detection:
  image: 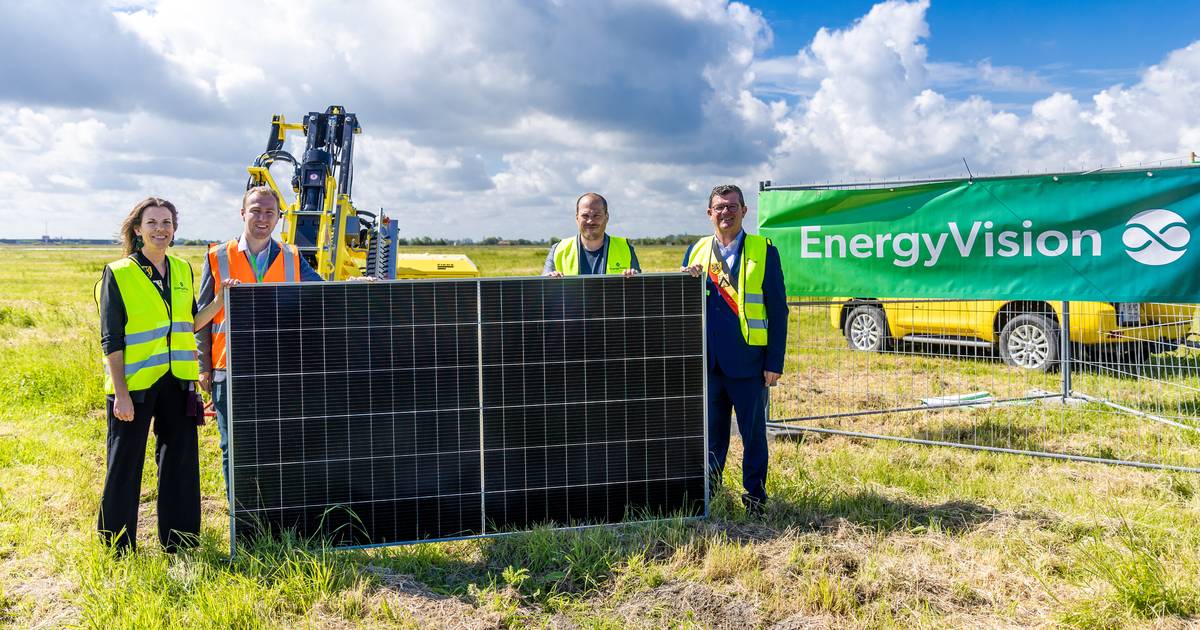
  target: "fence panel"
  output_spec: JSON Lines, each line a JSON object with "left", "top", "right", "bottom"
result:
{"left": 769, "top": 298, "right": 1200, "bottom": 471}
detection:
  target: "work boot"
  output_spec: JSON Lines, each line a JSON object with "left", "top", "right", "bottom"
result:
{"left": 743, "top": 495, "right": 767, "bottom": 518}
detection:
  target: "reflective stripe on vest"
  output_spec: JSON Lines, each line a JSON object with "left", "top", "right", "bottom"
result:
{"left": 553, "top": 235, "right": 632, "bottom": 275}
{"left": 122, "top": 321, "right": 193, "bottom": 345}
{"left": 687, "top": 234, "right": 770, "bottom": 346}
{"left": 122, "top": 351, "right": 170, "bottom": 376}
{"left": 214, "top": 243, "right": 231, "bottom": 284}
{"left": 281, "top": 244, "right": 297, "bottom": 282}
{"left": 100, "top": 255, "right": 200, "bottom": 393}
{"left": 207, "top": 239, "right": 302, "bottom": 370}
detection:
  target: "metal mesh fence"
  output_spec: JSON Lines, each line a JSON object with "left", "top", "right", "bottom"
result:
{"left": 768, "top": 298, "right": 1200, "bottom": 471}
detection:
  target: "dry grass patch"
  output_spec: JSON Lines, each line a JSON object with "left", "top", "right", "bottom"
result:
{"left": 613, "top": 581, "right": 764, "bottom": 629}
{"left": 701, "top": 538, "right": 764, "bottom": 583}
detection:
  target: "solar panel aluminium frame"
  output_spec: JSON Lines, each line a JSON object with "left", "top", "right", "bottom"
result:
{"left": 224, "top": 273, "right": 709, "bottom": 556}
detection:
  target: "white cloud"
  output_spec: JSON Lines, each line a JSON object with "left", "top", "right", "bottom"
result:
{"left": 924, "top": 60, "right": 1052, "bottom": 94}
{"left": 0, "top": 0, "right": 1198, "bottom": 240}
{"left": 1086, "top": 43, "right": 1200, "bottom": 162}
{"left": 767, "top": 1, "right": 1200, "bottom": 184}
{"left": 2, "top": 0, "right": 782, "bottom": 239}
{"left": 975, "top": 60, "right": 1052, "bottom": 93}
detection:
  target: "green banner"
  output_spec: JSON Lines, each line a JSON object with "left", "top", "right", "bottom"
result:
{"left": 758, "top": 166, "right": 1200, "bottom": 302}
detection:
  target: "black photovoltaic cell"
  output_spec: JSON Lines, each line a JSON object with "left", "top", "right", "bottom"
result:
{"left": 226, "top": 274, "right": 705, "bottom": 551}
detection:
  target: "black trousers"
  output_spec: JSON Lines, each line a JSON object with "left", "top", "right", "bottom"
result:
{"left": 97, "top": 375, "right": 200, "bottom": 552}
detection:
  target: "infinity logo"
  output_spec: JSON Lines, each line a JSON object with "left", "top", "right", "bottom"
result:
{"left": 1123, "top": 209, "right": 1189, "bottom": 266}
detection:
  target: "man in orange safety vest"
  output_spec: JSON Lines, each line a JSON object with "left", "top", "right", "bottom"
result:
{"left": 195, "top": 186, "right": 324, "bottom": 498}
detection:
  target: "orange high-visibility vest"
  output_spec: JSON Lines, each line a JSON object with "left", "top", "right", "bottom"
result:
{"left": 207, "top": 239, "right": 300, "bottom": 369}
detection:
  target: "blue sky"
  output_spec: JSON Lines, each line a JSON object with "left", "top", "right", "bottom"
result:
{"left": 746, "top": 0, "right": 1200, "bottom": 113}
{"left": 756, "top": 0, "right": 1199, "bottom": 82}
{"left": 0, "top": 0, "right": 1198, "bottom": 240}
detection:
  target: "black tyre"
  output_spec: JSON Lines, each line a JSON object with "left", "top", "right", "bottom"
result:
{"left": 998, "top": 313, "right": 1060, "bottom": 371}
{"left": 844, "top": 305, "right": 890, "bottom": 352}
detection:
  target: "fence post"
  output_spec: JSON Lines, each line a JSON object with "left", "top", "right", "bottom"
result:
{"left": 1061, "top": 300, "right": 1072, "bottom": 401}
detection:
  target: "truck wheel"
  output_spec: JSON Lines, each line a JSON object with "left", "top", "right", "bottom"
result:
{"left": 844, "top": 305, "right": 890, "bottom": 352}
{"left": 999, "top": 314, "right": 1060, "bottom": 371}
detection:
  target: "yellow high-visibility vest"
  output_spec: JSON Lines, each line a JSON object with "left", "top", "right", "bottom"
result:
{"left": 554, "top": 236, "right": 632, "bottom": 275}
{"left": 688, "top": 234, "right": 770, "bottom": 346}
{"left": 97, "top": 255, "right": 199, "bottom": 393}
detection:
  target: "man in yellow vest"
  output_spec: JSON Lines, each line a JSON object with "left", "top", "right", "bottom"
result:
{"left": 543, "top": 192, "right": 641, "bottom": 276}
{"left": 682, "top": 184, "right": 787, "bottom": 516}
{"left": 195, "top": 186, "right": 324, "bottom": 497}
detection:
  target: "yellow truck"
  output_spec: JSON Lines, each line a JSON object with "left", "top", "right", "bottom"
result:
{"left": 831, "top": 299, "right": 1190, "bottom": 371}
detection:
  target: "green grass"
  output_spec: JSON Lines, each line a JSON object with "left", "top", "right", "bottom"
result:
{"left": 2, "top": 244, "right": 1200, "bottom": 628}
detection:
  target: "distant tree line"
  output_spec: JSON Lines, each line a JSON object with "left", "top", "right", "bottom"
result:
{"left": 624, "top": 234, "right": 705, "bottom": 246}
{"left": 3, "top": 235, "right": 706, "bottom": 247}
{"left": 396, "top": 234, "right": 704, "bottom": 246}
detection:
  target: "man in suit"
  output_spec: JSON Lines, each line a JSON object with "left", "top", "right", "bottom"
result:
{"left": 682, "top": 184, "right": 787, "bottom": 516}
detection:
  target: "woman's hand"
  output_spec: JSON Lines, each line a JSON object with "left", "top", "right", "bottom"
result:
{"left": 113, "top": 391, "right": 135, "bottom": 422}
{"left": 193, "top": 278, "right": 242, "bottom": 329}
{"left": 104, "top": 350, "right": 134, "bottom": 421}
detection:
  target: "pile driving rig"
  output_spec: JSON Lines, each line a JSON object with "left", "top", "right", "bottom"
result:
{"left": 246, "top": 105, "right": 477, "bottom": 280}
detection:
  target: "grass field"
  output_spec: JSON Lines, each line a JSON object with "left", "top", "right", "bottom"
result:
{"left": 2, "top": 244, "right": 1200, "bottom": 628}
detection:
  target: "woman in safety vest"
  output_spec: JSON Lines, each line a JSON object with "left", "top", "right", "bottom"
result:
{"left": 96, "top": 197, "right": 222, "bottom": 553}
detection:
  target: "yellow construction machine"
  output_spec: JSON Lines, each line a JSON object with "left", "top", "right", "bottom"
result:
{"left": 246, "top": 105, "right": 478, "bottom": 280}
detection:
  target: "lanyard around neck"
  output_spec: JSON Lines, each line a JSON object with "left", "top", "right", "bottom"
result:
{"left": 246, "top": 242, "right": 270, "bottom": 282}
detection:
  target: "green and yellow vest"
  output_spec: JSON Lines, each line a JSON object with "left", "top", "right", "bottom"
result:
{"left": 553, "top": 236, "right": 632, "bottom": 275}
{"left": 687, "top": 234, "right": 770, "bottom": 346}
{"left": 97, "top": 255, "right": 199, "bottom": 393}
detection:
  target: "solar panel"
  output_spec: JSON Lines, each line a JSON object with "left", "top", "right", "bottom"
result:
{"left": 225, "top": 274, "right": 706, "bottom": 552}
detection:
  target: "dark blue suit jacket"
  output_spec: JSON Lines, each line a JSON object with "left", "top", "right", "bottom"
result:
{"left": 683, "top": 236, "right": 788, "bottom": 379}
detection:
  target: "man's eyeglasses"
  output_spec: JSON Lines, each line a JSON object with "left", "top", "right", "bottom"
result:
{"left": 710, "top": 204, "right": 741, "bottom": 213}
